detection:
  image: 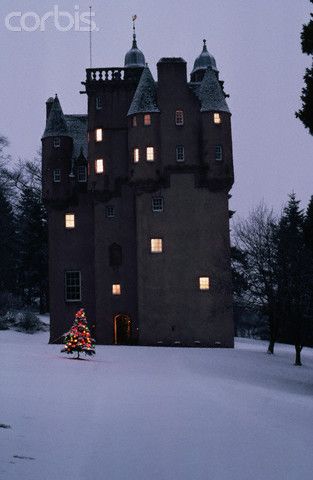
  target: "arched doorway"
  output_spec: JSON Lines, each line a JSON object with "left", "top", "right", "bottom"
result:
{"left": 113, "top": 314, "right": 131, "bottom": 345}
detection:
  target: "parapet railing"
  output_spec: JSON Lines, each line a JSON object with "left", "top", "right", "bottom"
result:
{"left": 86, "top": 68, "right": 125, "bottom": 82}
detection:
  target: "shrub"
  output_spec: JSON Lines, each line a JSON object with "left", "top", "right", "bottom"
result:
{"left": 15, "top": 311, "right": 47, "bottom": 334}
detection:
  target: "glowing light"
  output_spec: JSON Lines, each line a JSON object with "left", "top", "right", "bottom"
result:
{"left": 95, "top": 159, "right": 104, "bottom": 174}
{"left": 144, "top": 114, "right": 151, "bottom": 126}
{"left": 95, "top": 128, "right": 103, "bottom": 142}
{"left": 146, "top": 147, "right": 154, "bottom": 161}
{"left": 214, "top": 113, "right": 221, "bottom": 124}
{"left": 151, "top": 238, "right": 163, "bottom": 253}
{"left": 65, "top": 213, "right": 75, "bottom": 229}
{"left": 133, "top": 148, "right": 140, "bottom": 163}
{"left": 112, "top": 284, "right": 121, "bottom": 295}
{"left": 199, "top": 277, "right": 210, "bottom": 290}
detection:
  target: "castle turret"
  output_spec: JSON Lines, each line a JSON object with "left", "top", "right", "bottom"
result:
{"left": 128, "top": 66, "right": 160, "bottom": 183}
{"left": 198, "top": 67, "right": 234, "bottom": 190}
{"left": 41, "top": 95, "right": 73, "bottom": 203}
{"left": 191, "top": 39, "right": 218, "bottom": 83}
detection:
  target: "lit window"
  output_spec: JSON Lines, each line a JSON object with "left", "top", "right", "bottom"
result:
{"left": 146, "top": 147, "right": 154, "bottom": 161}
{"left": 176, "top": 145, "right": 185, "bottom": 162}
{"left": 54, "top": 137, "right": 61, "bottom": 148}
{"left": 112, "top": 284, "right": 121, "bottom": 295}
{"left": 106, "top": 205, "right": 115, "bottom": 218}
{"left": 214, "top": 113, "right": 221, "bottom": 124}
{"left": 151, "top": 238, "right": 163, "bottom": 253}
{"left": 65, "top": 271, "right": 81, "bottom": 301}
{"left": 175, "top": 110, "right": 184, "bottom": 125}
{"left": 152, "top": 197, "right": 164, "bottom": 212}
{"left": 78, "top": 165, "right": 87, "bottom": 182}
{"left": 132, "top": 116, "right": 137, "bottom": 127}
{"left": 95, "top": 128, "right": 103, "bottom": 142}
{"left": 53, "top": 169, "right": 61, "bottom": 183}
{"left": 65, "top": 213, "right": 75, "bottom": 229}
{"left": 199, "top": 277, "right": 210, "bottom": 290}
{"left": 144, "top": 114, "right": 151, "bottom": 126}
{"left": 133, "top": 148, "right": 140, "bottom": 163}
{"left": 95, "top": 159, "right": 104, "bottom": 174}
{"left": 215, "top": 145, "right": 223, "bottom": 161}
{"left": 96, "top": 97, "right": 102, "bottom": 110}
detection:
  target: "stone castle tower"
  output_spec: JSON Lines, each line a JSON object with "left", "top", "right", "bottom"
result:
{"left": 42, "top": 28, "right": 234, "bottom": 347}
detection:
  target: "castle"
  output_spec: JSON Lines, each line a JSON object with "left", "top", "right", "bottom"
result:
{"left": 42, "top": 26, "right": 234, "bottom": 347}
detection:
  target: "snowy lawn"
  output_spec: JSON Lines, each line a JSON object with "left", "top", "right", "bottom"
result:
{"left": 1, "top": 329, "right": 313, "bottom": 480}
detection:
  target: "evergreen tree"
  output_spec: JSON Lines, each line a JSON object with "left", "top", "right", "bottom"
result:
{"left": 303, "top": 195, "right": 313, "bottom": 251}
{"left": 16, "top": 186, "right": 48, "bottom": 313}
{"left": 276, "top": 194, "right": 310, "bottom": 365}
{"left": 61, "top": 309, "right": 95, "bottom": 359}
{"left": 0, "top": 185, "right": 17, "bottom": 294}
{"left": 296, "top": 1, "right": 313, "bottom": 135}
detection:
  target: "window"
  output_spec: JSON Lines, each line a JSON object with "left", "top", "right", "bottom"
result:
{"left": 54, "top": 137, "right": 61, "bottom": 148}
{"left": 95, "top": 128, "right": 103, "bottom": 142}
{"left": 214, "top": 112, "right": 221, "bottom": 124}
{"left": 146, "top": 147, "right": 154, "bottom": 162}
{"left": 151, "top": 238, "right": 163, "bottom": 253}
{"left": 65, "top": 213, "right": 75, "bottom": 229}
{"left": 78, "top": 165, "right": 87, "bottom": 182}
{"left": 132, "top": 116, "right": 137, "bottom": 127}
{"left": 95, "top": 159, "right": 104, "bottom": 174}
{"left": 133, "top": 148, "right": 140, "bottom": 163}
{"left": 112, "top": 284, "right": 121, "bottom": 295}
{"left": 109, "top": 243, "right": 122, "bottom": 267}
{"left": 144, "top": 114, "right": 151, "bottom": 126}
{"left": 152, "top": 197, "right": 164, "bottom": 212}
{"left": 53, "top": 169, "right": 61, "bottom": 183}
{"left": 65, "top": 271, "right": 81, "bottom": 301}
{"left": 176, "top": 145, "right": 185, "bottom": 162}
{"left": 96, "top": 97, "right": 102, "bottom": 110}
{"left": 106, "top": 205, "right": 115, "bottom": 218}
{"left": 175, "top": 110, "right": 184, "bottom": 126}
{"left": 215, "top": 145, "right": 223, "bottom": 161}
{"left": 199, "top": 277, "right": 210, "bottom": 290}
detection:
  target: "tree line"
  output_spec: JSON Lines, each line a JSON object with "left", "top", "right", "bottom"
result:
{"left": 0, "top": 135, "right": 48, "bottom": 315}
{"left": 232, "top": 194, "right": 313, "bottom": 365}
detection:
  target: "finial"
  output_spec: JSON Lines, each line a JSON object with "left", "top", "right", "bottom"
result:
{"left": 203, "top": 39, "right": 207, "bottom": 51}
{"left": 132, "top": 14, "right": 138, "bottom": 48}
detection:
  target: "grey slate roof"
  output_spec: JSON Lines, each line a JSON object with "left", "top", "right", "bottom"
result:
{"left": 64, "top": 114, "right": 87, "bottom": 160}
{"left": 191, "top": 40, "right": 218, "bottom": 74}
{"left": 42, "top": 96, "right": 69, "bottom": 138}
{"left": 127, "top": 67, "right": 160, "bottom": 116}
{"left": 198, "top": 68, "right": 230, "bottom": 113}
{"left": 124, "top": 35, "right": 146, "bottom": 68}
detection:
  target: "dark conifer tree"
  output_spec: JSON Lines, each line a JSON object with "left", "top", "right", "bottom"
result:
{"left": 0, "top": 186, "right": 17, "bottom": 295}
{"left": 296, "top": 1, "right": 313, "bottom": 134}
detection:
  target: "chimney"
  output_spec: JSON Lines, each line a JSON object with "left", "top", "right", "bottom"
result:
{"left": 157, "top": 57, "right": 187, "bottom": 90}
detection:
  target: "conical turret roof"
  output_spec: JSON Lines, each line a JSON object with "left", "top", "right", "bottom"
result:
{"left": 199, "top": 68, "right": 230, "bottom": 113}
{"left": 42, "top": 95, "right": 69, "bottom": 138}
{"left": 128, "top": 67, "right": 160, "bottom": 116}
{"left": 191, "top": 39, "right": 218, "bottom": 75}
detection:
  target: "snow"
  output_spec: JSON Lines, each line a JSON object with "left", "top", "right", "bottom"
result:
{"left": 1, "top": 329, "right": 313, "bottom": 480}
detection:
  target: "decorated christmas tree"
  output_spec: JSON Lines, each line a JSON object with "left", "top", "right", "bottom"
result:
{"left": 61, "top": 308, "right": 95, "bottom": 359}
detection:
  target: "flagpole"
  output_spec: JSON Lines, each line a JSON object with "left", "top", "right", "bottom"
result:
{"left": 89, "top": 5, "right": 92, "bottom": 68}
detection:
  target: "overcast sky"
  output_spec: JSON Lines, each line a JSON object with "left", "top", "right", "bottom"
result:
{"left": 0, "top": 0, "right": 312, "bottom": 217}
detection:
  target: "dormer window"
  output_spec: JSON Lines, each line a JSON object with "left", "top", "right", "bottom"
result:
{"left": 96, "top": 97, "right": 103, "bottom": 110}
{"left": 146, "top": 147, "right": 154, "bottom": 162}
{"left": 144, "top": 114, "right": 151, "bottom": 126}
{"left": 95, "top": 128, "right": 103, "bottom": 142}
{"left": 133, "top": 148, "right": 140, "bottom": 163}
{"left": 78, "top": 165, "right": 87, "bottom": 182}
{"left": 175, "top": 110, "right": 184, "bottom": 126}
{"left": 95, "top": 159, "right": 104, "bottom": 174}
{"left": 214, "top": 113, "right": 221, "bottom": 124}
{"left": 54, "top": 137, "right": 61, "bottom": 148}
{"left": 215, "top": 145, "right": 223, "bottom": 161}
{"left": 53, "top": 169, "right": 61, "bottom": 183}
{"left": 132, "top": 116, "right": 137, "bottom": 127}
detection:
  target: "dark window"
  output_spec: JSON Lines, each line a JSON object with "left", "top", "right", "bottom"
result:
{"left": 176, "top": 145, "right": 185, "bottom": 162}
{"left": 53, "top": 169, "right": 61, "bottom": 183}
{"left": 65, "top": 271, "right": 81, "bottom": 301}
{"left": 175, "top": 110, "right": 184, "bottom": 125}
{"left": 78, "top": 165, "right": 87, "bottom": 182}
{"left": 132, "top": 116, "right": 137, "bottom": 127}
{"left": 54, "top": 137, "right": 61, "bottom": 148}
{"left": 152, "top": 197, "right": 164, "bottom": 212}
{"left": 106, "top": 205, "right": 115, "bottom": 218}
{"left": 215, "top": 145, "right": 223, "bottom": 161}
{"left": 109, "top": 243, "right": 122, "bottom": 267}
{"left": 96, "top": 97, "right": 102, "bottom": 110}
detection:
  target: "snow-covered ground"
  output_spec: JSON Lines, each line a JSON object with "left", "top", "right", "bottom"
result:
{"left": 1, "top": 328, "right": 313, "bottom": 480}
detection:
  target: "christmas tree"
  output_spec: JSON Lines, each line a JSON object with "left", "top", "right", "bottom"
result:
{"left": 61, "top": 309, "right": 95, "bottom": 359}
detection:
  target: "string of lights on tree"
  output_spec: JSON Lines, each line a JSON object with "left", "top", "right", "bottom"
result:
{"left": 61, "top": 308, "right": 95, "bottom": 359}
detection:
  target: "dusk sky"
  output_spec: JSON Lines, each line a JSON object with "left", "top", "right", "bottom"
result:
{"left": 0, "top": 0, "right": 312, "bottom": 217}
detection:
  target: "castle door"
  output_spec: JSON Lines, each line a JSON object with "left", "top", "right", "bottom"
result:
{"left": 113, "top": 314, "right": 131, "bottom": 345}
